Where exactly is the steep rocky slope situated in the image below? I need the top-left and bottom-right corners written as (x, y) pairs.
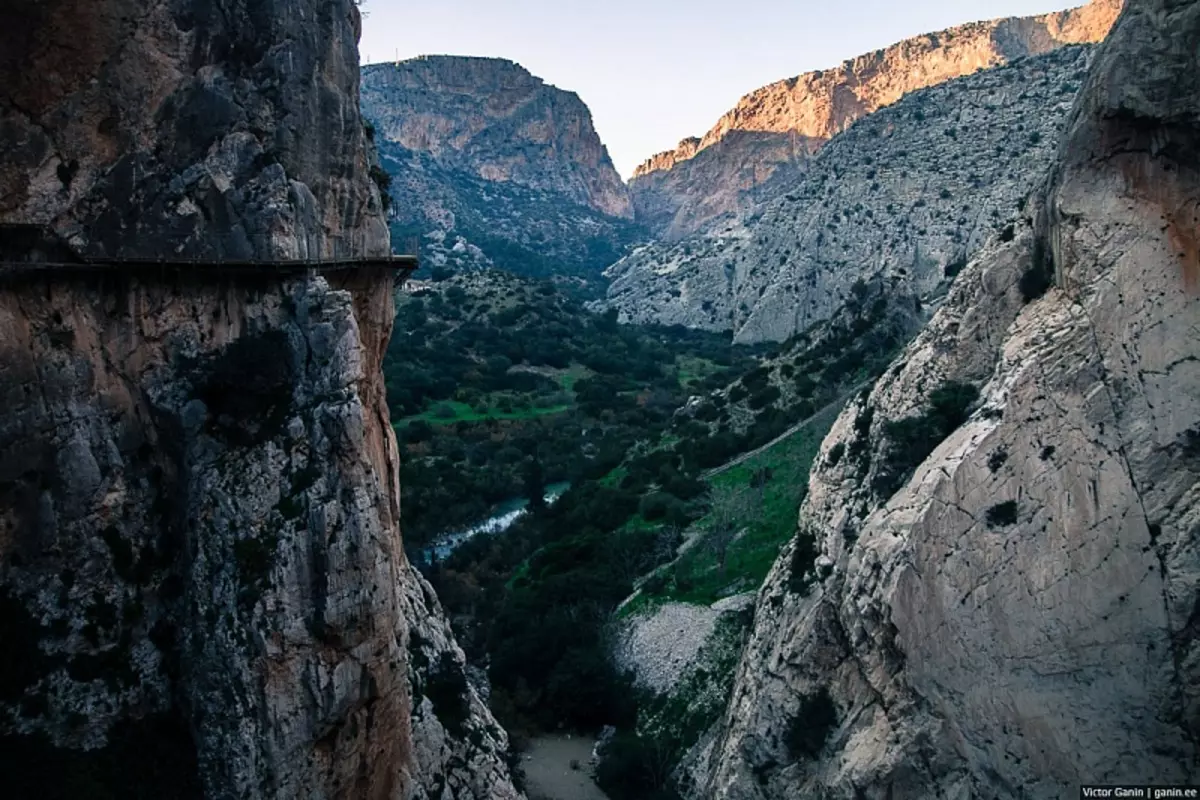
top-left (605, 45), bottom-right (1094, 343)
top-left (362, 56), bottom-right (639, 279)
top-left (630, 0), bottom-right (1122, 240)
top-left (686, 0), bottom-right (1199, 795)
top-left (0, 1), bottom-right (519, 797)
top-left (0, 0), bottom-right (388, 259)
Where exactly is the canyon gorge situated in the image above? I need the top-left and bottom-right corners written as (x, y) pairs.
top-left (1, 0), bottom-right (1196, 797)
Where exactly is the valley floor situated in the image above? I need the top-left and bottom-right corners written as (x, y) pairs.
top-left (522, 736), bottom-right (610, 800)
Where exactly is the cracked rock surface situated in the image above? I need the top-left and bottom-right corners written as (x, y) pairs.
top-left (0, 0), bottom-right (388, 260)
top-left (0, 1), bottom-right (520, 797)
top-left (0, 271), bottom-right (521, 798)
top-left (686, 0), bottom-right (1199, 796)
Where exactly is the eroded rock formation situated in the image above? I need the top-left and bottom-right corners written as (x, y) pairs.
top-left (0, 0), bottom-right (390, 260)
top-left (361, 56), bottom-right (639, 278)
top-left (363, 56), bottom-right (631, 220)
top-left (603, 46), bottom-right (1093, 343)
top-left (686, 0), bottom-right (1199, 795)
top-left (0, 1), bottom-right (519, 797)
top-left (630, 0), bottom-right (1123, 240)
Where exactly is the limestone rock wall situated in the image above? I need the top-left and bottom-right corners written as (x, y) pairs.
top-left (0, 271), bottom-right (521, 798)
top-left (687, 0), bottom-right (1199, 796)
top-left (362, 56), bottom-right (631, 221)
top-left (0, 1), bottom-right (520, 797)
top-left (603, 46), bottom-right (1093, 343)
top-left (0, 0), bottom-right (388, 260)
top-left (360, 56), bottom-right (640, 279)
top-left (629, 0), bottom-right (1123, 240)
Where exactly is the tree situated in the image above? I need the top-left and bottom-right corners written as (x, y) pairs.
top-left (705, 483), bottom-right (753, 576)
top-left (749, 467), bottom-right (773, 509)
top-left (524, 458), bottom-right (546, 511)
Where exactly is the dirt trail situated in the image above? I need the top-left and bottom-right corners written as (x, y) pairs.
top-left (522, 735), bottom-right (610, 800)
top-left (701, 387), bottom-right (862, 480)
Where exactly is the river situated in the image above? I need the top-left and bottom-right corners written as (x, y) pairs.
top-left (421, 482), bottom-right (569, 563)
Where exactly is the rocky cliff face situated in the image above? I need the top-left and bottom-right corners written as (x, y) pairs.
top-left (364, 56), bottom-right (630, 220)
top-left (630, 0), bottom-right (1123, 240)
top-left (0, 0), bottom-right (388, 259)
top-left (604, 45), bottom-right (1094, 343)
top-left (686, 0), bottom-right (1199, 795)
top-left (0, 1), bottom-right (519, 798)
top-left (362, 57), bottom-right (639, 279)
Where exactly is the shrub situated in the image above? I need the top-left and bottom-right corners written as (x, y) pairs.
top-left (747, 385), bottom-right (781, 410)
top-left (1019, 237), bottom-right (1054, 302)
top-left (741, 366), bottom-right (771, 391)
top-left (787, 529), bottom-right (818, 595)
top-left (943, 257), bottom-right (968, 278)
top-left (596, 732), bottom-right (682, 800)
top-left (873, 382), bottom-right (979, 498)
top-left (784, 688), bottom-right (838, 760)
top-left (986, 501), bottom-right (1019, 527)
top-left (369, 165), bottom-right (392, 211)
top-left (792, 373), bottom-right (816, 397)
top-left (426, 653), bottom-right (471, 736)
top-left (825, 442), bottom-right (845, 468)
top-left (431, 402), bottom-right (457, 419)
top-left (639, 492), bottom-right (671, 521)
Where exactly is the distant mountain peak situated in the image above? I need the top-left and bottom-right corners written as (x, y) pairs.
top-left (629, 0), bottom-right (1124, 239)
top-left (362, 57), bottom-right (631, 220)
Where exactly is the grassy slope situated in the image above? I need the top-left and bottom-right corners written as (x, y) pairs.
top-left (623, 398), bottom-right (842, 613)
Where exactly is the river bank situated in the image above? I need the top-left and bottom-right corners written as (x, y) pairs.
top-left (421, 482), bottom-right (570, 562)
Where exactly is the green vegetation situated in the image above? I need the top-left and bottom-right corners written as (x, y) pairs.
top-left (595, 610), bottom-right (751, 800)
top-left (986, 500), bottom-right (1019, 527)
top-left (385, 272), bottom-right (759, 550)
top-left (638, 401), bottom-right (841, 607)
top-left (385, 269), bottom-right (920, 779)
top-left (872, 381), bottom-right (980, 499)
top-left (397, 398), bottom-right (570, 427)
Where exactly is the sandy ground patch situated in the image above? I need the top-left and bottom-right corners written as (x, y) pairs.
top-left (523, 735), bottom-right (610, 800)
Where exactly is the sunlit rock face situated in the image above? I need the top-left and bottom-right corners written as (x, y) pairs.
top-left (364, 56), bottom-right (632, 221)
top-left (628, 0), bottom-right (1123, 241)
top-left (684, 0), bottom-right (1199, 796)
top-left (361, 56), bottom-right (639, 278)
top-left (603, 45), bottom-right (1094, 344)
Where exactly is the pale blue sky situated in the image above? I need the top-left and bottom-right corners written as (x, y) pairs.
top-left (358, 0), bottom-right (1078, 178)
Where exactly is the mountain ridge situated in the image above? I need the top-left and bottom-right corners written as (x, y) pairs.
top-left (685, 0), bottom-right (1199, 793)
top-left (629, 0), bottom-right (1123, 239)
top-left (362, 55), bottom-right (639, 280)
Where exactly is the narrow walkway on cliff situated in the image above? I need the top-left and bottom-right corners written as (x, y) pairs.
top-left (0, 224), bottom-right (418, 280)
